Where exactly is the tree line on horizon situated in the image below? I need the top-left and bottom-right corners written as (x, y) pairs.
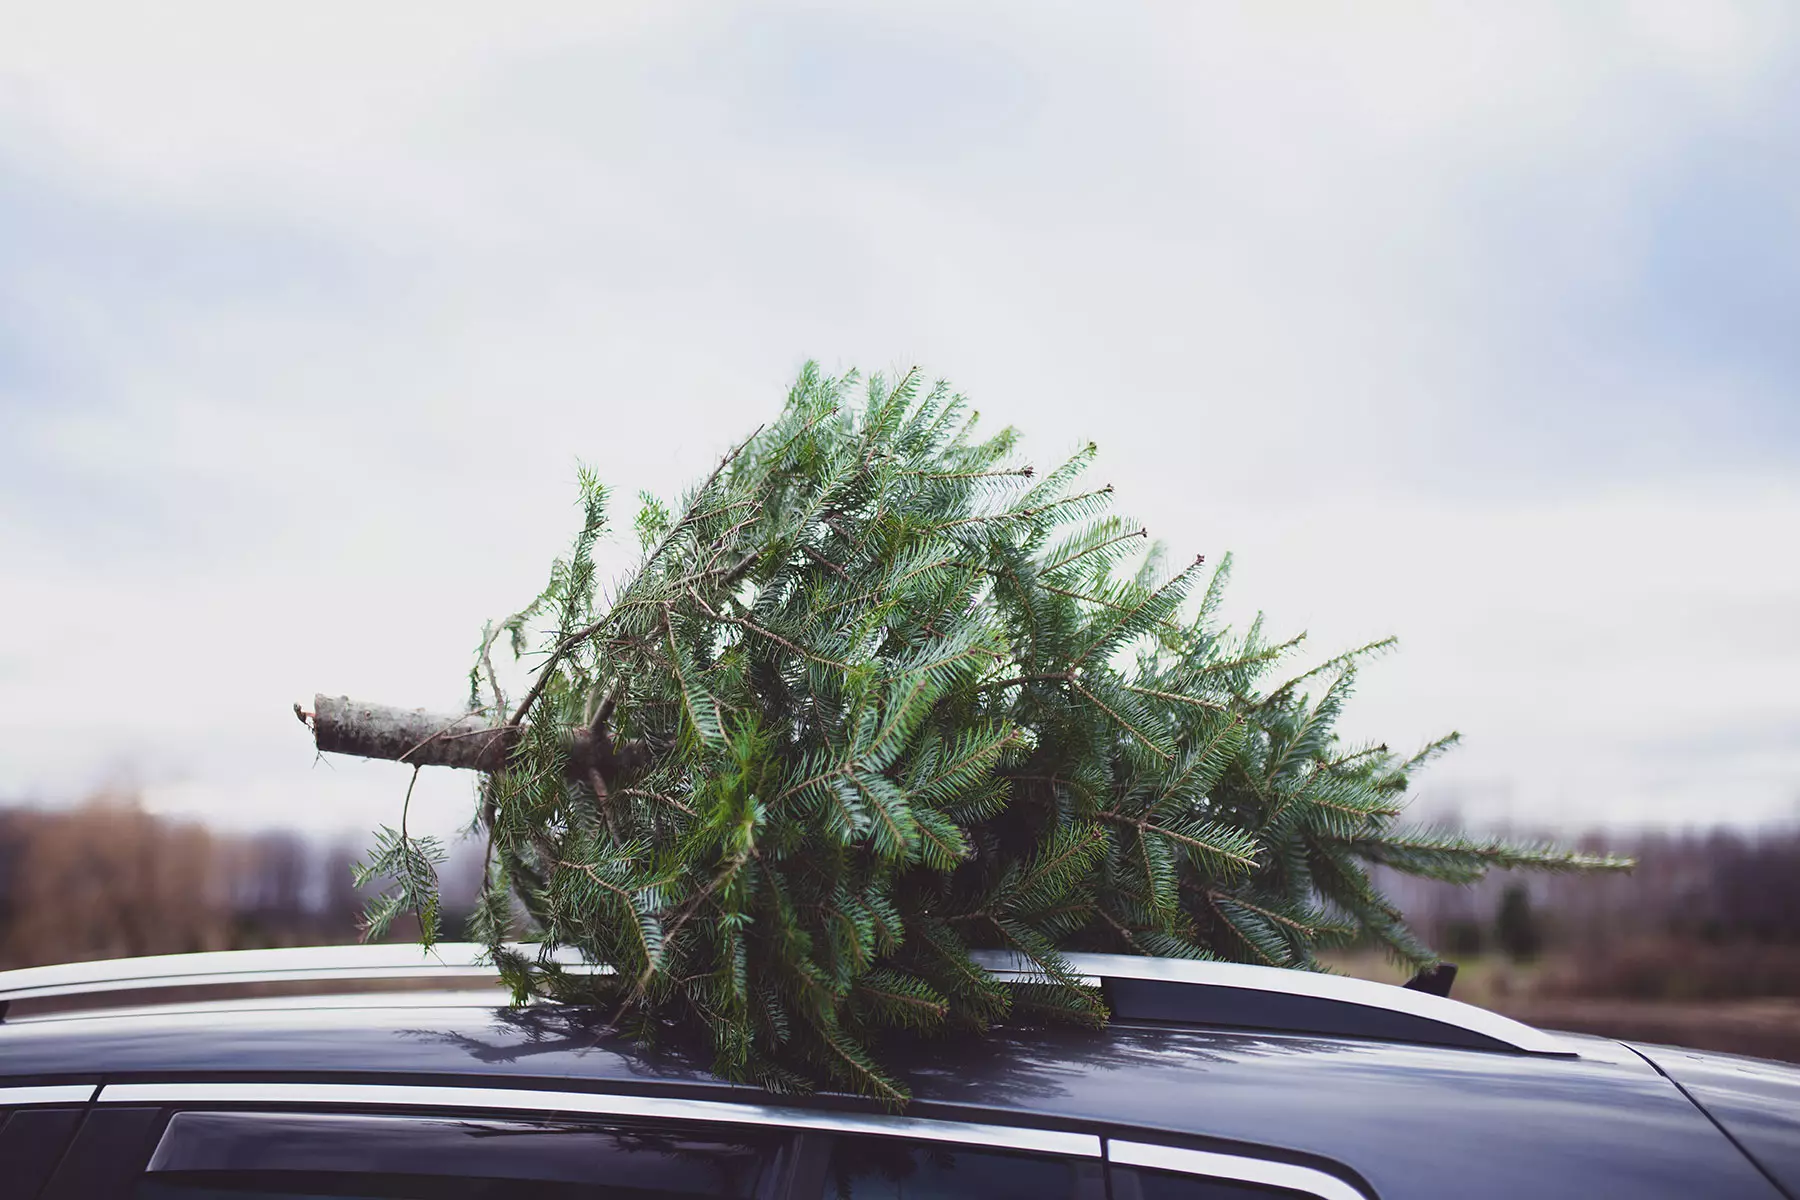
top-left (0, 795), bottom-right (486, 971)
top-left (2, 794), bottom-right (1794, 987)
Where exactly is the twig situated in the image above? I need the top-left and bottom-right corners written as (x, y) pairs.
top-left (800, 544), bottom-right (850, 579)
top-left (1120, 683), bottom-right (1228, 712)
top-left (1068, 564), bottom-right (1197, 669)
top-left (401, 764), bottom-right (420, 844)
top-left (508, 620), bottom-right (603, 727)
top-left (926, 484), bottom-right (1113, 532)
top-left (637, 427), bottom-right (764, 570)
top-left (1072, 677), bottom-right (1173, 762)
top-left (399, 764), bottom-right (432, 941)
top-left (1041, 526), bottom-right (1148, 574)
top-left (617, 787), bottom-right (698, 817)
top-left (905, 465), bottom-right (1035, 481)
top-left (1098, 810), bottom-right (1257, 866)
top-left (477, 621), bottom-right (506, 716)
top-left (589, 767), bottom-right (621, 843)
top-left (689, 589), bottom-right (851, 670)
top-left (1098, 907), bottom-right (1151, 953)
top-left (1205, 890), bottom-right (1318, 937)
top-left (812, 556), bottom-right (959, 617)
top-left (1038, 582), bottom-right (1188, 638)
top-left (977, 671), bottom-right (1072, 691)
top-left (511, 431), bottom-right (764, 728)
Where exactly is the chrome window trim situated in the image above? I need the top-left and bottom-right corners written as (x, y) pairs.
top-left (0, 943), bottom-right (597, 1005)
top-left (0, 1083), bottom-right (98, 1106)
top-left (97, 1081), bottom-right (1102, 1159)
top-left (6, 988), bottom-right (524, 1023)
top-left (971, 950), bottom-right (1571, 1055)
top-left (1109, 1140), bottom-right (1367, 1200)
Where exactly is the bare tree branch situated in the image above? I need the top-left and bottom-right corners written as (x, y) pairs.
top-left (309, 695), bottom-right (647, 782)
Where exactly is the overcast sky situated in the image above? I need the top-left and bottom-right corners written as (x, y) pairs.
top-left (2, 3), bottom-right (1797, 844)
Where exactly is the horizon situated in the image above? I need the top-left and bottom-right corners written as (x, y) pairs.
top-left (3, 4), bottom-right (1798, 844)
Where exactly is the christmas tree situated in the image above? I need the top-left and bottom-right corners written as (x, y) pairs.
top-left (310, 363), bottom-right (1624, 1105)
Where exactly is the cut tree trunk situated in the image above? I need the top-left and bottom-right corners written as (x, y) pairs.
top-left (304, 695), bottom-right (639, 780)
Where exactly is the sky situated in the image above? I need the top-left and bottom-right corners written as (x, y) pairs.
top-left (2, 2), bottom-right (1797, 845)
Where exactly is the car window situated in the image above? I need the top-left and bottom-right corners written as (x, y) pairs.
top-left (1108, 1151), bottom-right (1363, 1200)
top-left (820, 1134), bottom-right (1096, 1200)
top-left (0, 1106), bottom-right (88, 1199)
top-left (134, 1110), bottom-right (784, 1200)
top-left (1122, 1167), bottom-right (1317, 1199)
top-left (139, 1181), bottom-right (669, 1200)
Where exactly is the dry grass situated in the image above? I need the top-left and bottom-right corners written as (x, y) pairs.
top-left (1325, 948), bottom-right (1800, 1065)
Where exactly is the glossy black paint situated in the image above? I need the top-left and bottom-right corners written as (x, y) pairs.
top-left (0, 1000), bottom-right (1787, 1200)
top-left (1632, 1042), bottom-right (1800, 1198)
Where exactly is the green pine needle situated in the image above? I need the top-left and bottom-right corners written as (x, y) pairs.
top-left (360, 362), bottom-right (1629, 1106)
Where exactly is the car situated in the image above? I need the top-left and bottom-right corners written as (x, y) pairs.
top-left (0, 944), bottom-right (1795, 1200)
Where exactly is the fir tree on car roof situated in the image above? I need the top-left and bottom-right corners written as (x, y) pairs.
top-left (326, 363), bottom-right (1626, 1105)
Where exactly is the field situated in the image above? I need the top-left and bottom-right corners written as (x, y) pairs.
top-left (1329, 951), bottom-right (1800, 1064)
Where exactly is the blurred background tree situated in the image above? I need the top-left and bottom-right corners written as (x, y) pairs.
top-left (1495, 884), bottom-right (1543, 963)
top-left (1, 789), bottom-right (1795, 1060)
top-left (0, 795), bottom-right (484, 970)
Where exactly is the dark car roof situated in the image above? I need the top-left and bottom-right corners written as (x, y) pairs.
top-left (1634, 1041), bottom-right (1800, 1197)
top-left (0, 992), bottom-right (1787, 1200)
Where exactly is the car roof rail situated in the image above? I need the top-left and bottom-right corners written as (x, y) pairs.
top-left (0, 943), bottom-right (598, 1020)
top-left (1, 944), bottom-right (1569, 1055)
top-left (969, 950), bottom-right (1572, 1056)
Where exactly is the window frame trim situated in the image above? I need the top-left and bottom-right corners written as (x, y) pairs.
top-left (98, 1081), bottom-right (1102, 1159)
top-left (0, 1083), bottom-right (98, 1106)
top-left (101, 1083), bottom-right (1372, 1200)
top-left (1108, 1139), bottom-right (1369, 1200)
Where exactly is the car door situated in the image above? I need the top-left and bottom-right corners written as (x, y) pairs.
top-left (0, 1084), bottom-right (95, 1200)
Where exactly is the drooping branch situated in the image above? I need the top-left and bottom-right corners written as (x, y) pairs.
top-left (302, 695), bottom-right (644, 781)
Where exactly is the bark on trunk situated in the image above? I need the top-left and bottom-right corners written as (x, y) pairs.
top-left (306, 695), bottom-right (646, 780)
top-left (310, 695), bottom-right (524, 772)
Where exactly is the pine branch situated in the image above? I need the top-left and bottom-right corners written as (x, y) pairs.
top-left (311, 360), bottom-right (1626, 1106)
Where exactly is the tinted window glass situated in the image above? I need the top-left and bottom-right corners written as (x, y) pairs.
top-left (140, 1178), bottom-right (739, 1200)
top-left (1129, 1166), bottom-right (1313, 1199)
top-left (823, 1136), bottom-right (1084, 1199)
top-left (137, 1110), bottom-right (779, 1200)
top-left (0, 1107), bottom-right (87, 1199)
top-left (44, 1106), bottom-right (167, 1200)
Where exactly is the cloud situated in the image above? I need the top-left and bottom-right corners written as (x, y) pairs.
top-left (1, 3), bottom-right (1796, 838)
